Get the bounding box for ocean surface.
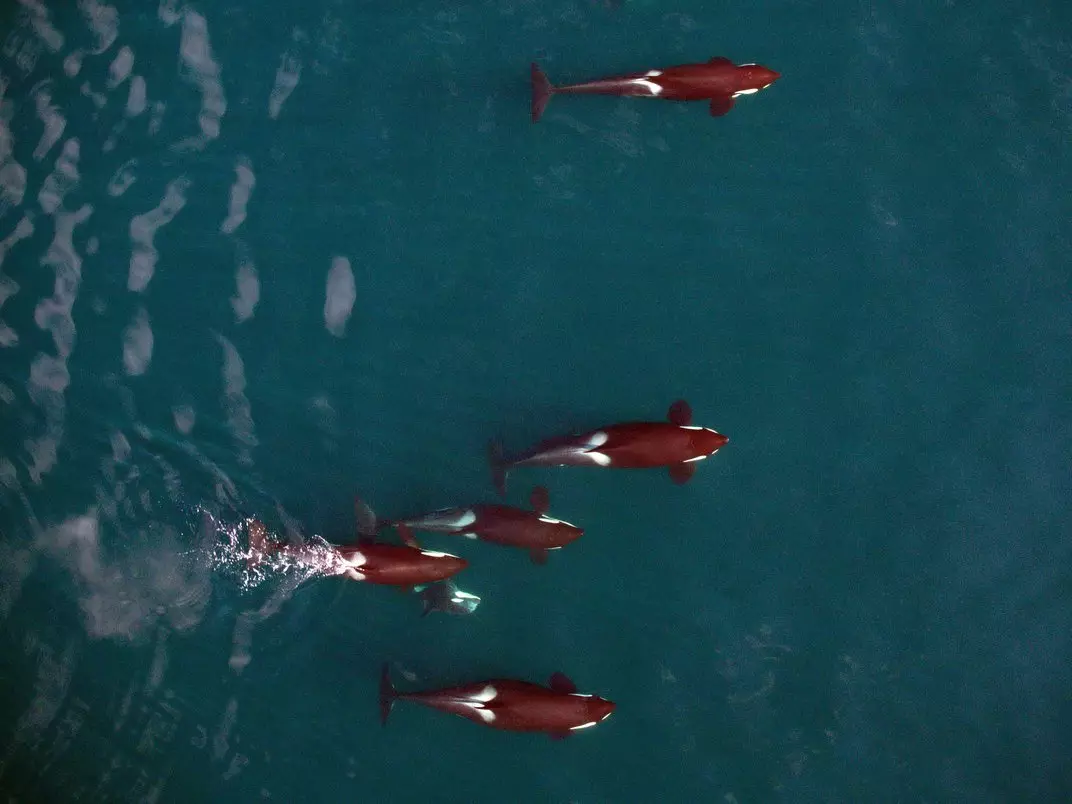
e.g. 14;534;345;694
0;1;1070;802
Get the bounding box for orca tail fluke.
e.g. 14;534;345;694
379;663;397;727
531;62;554;122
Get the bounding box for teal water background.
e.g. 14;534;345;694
0;1;1070;801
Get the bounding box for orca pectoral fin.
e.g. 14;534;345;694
709;96;735;116
668;462;696;484
549;672;578;694
529;548;550;566
668;399;693;426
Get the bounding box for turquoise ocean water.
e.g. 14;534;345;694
0;1;1069;801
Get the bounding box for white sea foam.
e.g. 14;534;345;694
176;10;226;146
25;203;92;483
148;101;165;135
78;0;120;55
324;256;355;337
106;158;137;196
220;157;254;234
38;138;80;214
80;81;107;110
126;76;147;116
12;639;77;748
37;510;213;640
31;81;66;162
35;203;92;359
172;403;195;434
268;34;303;119
158;0;181;26
16;0;65;53
64;52;84;78
128;176;189;292
216;335;258;466
107;46;134;89
0;160;27;217
0;216;34;348
230;242;259;324
146;628;169;693
122;306;153;375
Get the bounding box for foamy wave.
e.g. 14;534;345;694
107;46;134;89
0;216;34;348
38;509;214;640
176;9;226;147
79;0;120;55
16;0;65;53
31;81;66;162
128;176;189;292
230;241;259;323
38;139;80;214
324;255;355;337
0;542;36;620
126;75;147;116
220;156;254;234
106;158;137;196
11;638;77;749
207;515;346;675
216;335;258;466
35;203;93;360
80;81;107;111
122;306;153;375
25;203;92;483
172;403;196;434
268;33;304;120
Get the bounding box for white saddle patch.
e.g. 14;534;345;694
471;685;498;703
476;708;496;723
348;551;367;567
586;431;609;448
629;78;663;95
587;451;612;467
447;509;477;529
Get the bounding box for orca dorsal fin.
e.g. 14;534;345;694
550;672;577;694
529;485;550;514
396;523;420;549
668;399;693;426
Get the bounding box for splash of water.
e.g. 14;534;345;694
200;511;348;593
